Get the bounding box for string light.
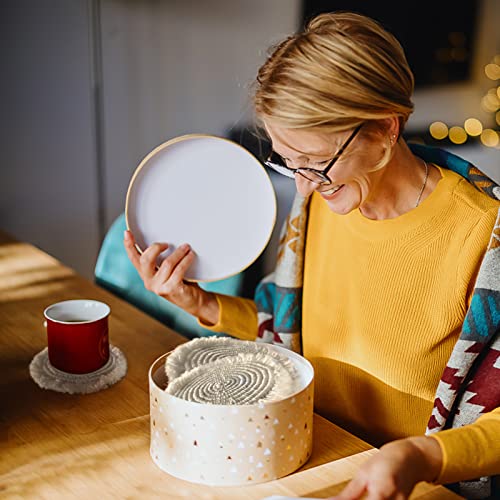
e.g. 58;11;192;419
484;63;500;80
429;121;449;140
427;56;499;146
464;118;483;136
449;126;467;144
481;93;500;113
480;129;499;147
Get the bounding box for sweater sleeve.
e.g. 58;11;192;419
429;407;500;484
197;293;258;341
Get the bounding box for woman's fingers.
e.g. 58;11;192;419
155;244;193;291
123;230;141;268
161;247;195;290
123;230;171;280
332;477;367;500
123;231;196;302
139;242;169;278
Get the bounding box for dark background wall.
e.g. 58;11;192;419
302;1;479;88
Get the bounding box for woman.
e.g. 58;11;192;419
124;12;500;499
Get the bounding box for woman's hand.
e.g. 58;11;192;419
123;230;219;325
330;436;443;500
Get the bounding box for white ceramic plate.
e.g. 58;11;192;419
125;134;276;282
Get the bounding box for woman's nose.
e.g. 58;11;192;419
295;174;317;197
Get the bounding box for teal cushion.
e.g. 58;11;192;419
94;214;243;339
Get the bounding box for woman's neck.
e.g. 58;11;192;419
359;141;440;220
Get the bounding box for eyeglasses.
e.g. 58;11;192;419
265;124;362;185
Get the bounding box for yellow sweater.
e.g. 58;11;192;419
203;166;500;484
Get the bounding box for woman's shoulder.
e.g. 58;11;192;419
437;165;500;216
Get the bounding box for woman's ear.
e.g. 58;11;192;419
377;117;401;146
379;116;400;139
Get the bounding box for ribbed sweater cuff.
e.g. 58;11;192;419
429;410;500;484
197;294;258;341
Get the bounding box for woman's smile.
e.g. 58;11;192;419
319;184;345;199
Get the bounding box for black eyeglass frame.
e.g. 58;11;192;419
265;124;363;185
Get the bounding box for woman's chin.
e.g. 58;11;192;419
322;186;359;215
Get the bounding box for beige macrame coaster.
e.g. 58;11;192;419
165;337;299;405
29;345;127;394
166;351;298;405
166;336;272;380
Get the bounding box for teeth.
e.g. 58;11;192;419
322;185;343;195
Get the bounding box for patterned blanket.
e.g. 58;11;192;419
255;144;500;498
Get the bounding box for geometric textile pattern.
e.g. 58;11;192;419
468;166;500;200
462;289;500;341
255;195;309;354
490;223;500;250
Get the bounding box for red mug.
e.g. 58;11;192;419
43;299;110;374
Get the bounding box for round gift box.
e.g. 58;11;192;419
148;344;314;486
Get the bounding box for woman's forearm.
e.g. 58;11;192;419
405;436;443;483
193;290;220;326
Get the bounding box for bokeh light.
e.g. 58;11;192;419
429;121;448;140
488;88;499;100
480;129;499;147
449;126;467;144
426;57;500;149
484;63;500;80
464;118;483;136
481;93;500;112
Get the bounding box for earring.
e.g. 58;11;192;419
390;134;397;146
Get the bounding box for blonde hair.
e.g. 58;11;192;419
254;11;415;153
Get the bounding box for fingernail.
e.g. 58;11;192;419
123;230;130;240
181;243;190;251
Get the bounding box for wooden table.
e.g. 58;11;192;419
0;230;460;499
